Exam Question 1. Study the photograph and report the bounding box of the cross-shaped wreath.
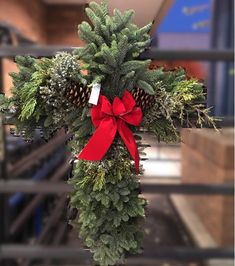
[0,1,216,265]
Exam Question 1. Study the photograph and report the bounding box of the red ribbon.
[77,90,142,171]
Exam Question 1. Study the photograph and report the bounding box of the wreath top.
[0,0,215,143]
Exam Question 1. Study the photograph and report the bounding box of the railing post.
[0,114,8,266]
[0,114,6,239]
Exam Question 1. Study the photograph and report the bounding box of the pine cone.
[132,88,155,110]
[64,80,90,108]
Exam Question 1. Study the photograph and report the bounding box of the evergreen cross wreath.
[0,1,217,265]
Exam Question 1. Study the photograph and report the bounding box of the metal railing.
[0,180,233,195]
[0,42,234,264]
[0,245,234,262]
[0,45,234,61]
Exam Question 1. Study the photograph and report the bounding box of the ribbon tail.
[117,120,140,172]
[78,117,117,161]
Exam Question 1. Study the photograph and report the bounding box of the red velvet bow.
[77,90,142,171]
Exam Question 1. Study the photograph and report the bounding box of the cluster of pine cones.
[64,81,155,110]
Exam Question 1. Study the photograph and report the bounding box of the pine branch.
[138,80,154,94]
[113,9,134,32]
[89,1,108,23]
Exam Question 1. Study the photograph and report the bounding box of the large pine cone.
[132,87,155,110]
[64,80,90,108]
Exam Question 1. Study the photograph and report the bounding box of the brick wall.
[0,1,87,94]
[1,0,45,95]
[2,59,18,96]
[0,0,46,43]
[0,1,87,45]
[181,128,234,246]
[46,5,86,46]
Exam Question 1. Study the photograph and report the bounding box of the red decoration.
[77,90,142,171]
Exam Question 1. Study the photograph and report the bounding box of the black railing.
[0,26,234,265]
[0,46,234,61]
[0,180,233,195]
[0,245,234,261]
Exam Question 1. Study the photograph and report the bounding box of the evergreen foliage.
[0,1,217,265]
[8,56,51,138]
[142,68,217,141]
[1,52,89,139]
[75,1,155,99]
[69,143,146,266]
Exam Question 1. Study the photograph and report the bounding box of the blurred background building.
[0,0,234,265]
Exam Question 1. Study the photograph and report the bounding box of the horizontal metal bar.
[0,45,73,58]
[0,181,71,194]
[142,182,234,195]
[143,158,181,162]
[0,46,233,61]
[140,48,234,61]
[0,181,233,195]
[0,245,233,261]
